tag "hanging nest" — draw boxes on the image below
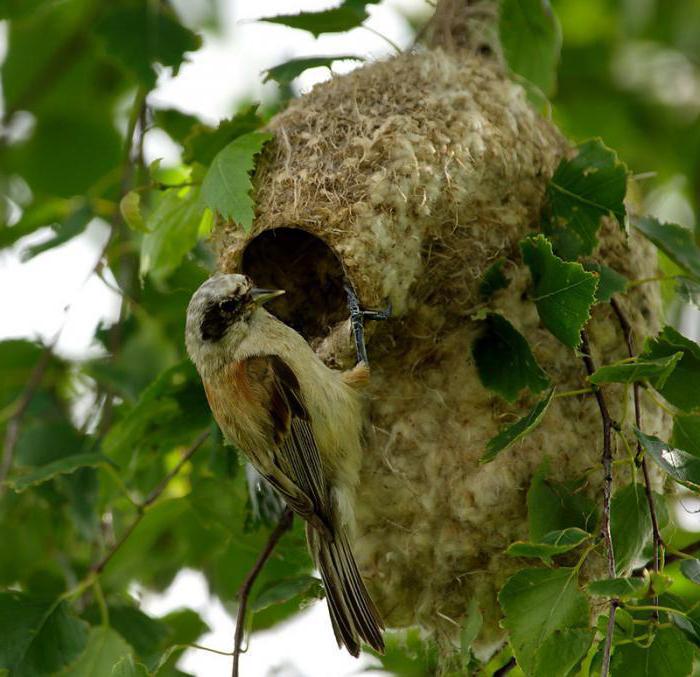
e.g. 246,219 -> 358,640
212,28 -> 669,648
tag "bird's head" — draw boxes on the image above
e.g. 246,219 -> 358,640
185,273 -> 284,371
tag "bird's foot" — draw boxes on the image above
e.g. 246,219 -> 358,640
344,283 -> 392,367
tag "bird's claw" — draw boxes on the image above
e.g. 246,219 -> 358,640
343,283 -> 391,366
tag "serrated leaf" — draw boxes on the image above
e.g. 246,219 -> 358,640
527,467 -> 598,541
611,626 -> 693,677
672,415 -> 700,457
532,628 -> 593,677
68,626 -> 133,677
610,482 -> 653,574
587,577 -> 647,599
183,105 -> 262,166
201,132 -> 272,230
120,192 -> 148,233
543,139 -> 628,260
472,313 -> 550,403
5,453 -> 114,493
0,592 -> 89,675
506,527 -> 590,562
499,0 -> 562,97
252,575 -> 323,612
636,428 -> 700,490
258,0 -> 381,37
140,186 -> 203,282
95,1 -> 202,88
588,352 -> 682,387
521,235 -> 597,347
582,261 -> 628,303
481,387 -> 555,462
263,55 -> 363,87
479,258 -> 510,299
681,559 -> 700,584
499,567 -> 589,675
640,326 -> 700,412
633,215 -> 700,280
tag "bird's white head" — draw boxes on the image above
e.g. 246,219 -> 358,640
185,273 -> 284,376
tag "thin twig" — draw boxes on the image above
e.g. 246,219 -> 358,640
0,346 -> 53,496
92,430 -> 209,574
232,508 -> 294,677
609,298 -> 664,588
579,329 -> 617,677
493,656 -> 516,677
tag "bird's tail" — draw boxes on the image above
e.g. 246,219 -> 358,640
307,524 -> 385,657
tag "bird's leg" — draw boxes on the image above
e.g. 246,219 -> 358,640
344,283 -> 392,366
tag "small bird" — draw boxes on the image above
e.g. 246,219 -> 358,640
185,273 -> 384,656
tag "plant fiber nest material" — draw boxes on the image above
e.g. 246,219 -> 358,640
213,48 -> 669,645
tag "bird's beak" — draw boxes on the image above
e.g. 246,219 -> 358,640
250,288 -> 285,305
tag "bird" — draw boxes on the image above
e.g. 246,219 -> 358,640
185,273 -> 384,657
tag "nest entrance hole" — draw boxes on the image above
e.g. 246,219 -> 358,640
241,227 -> 348,340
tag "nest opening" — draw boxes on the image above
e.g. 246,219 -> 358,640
241,227 -> 348,340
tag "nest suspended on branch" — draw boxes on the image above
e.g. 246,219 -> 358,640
212,31 -> 669,648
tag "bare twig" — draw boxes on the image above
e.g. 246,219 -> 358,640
493,656 -> 516,677
232,508 -> 294,677
92,430 -> 209,574
0,346 -> 53,496
609,298 -> 664,587
579,329 -> 617,677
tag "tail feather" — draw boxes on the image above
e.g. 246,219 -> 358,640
307,525 -> 385,656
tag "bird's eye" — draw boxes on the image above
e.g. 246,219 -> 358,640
220,298 -> 239,313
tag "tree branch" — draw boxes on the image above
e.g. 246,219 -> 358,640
579,329 -> 616,677
92,430 -> 209,575
232,508 -> 294,677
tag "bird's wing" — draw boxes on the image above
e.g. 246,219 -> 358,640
244,355 -> 333,536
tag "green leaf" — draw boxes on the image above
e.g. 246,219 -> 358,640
587,577 -> 648,599
140,187 -> 204,282
527,468 -> 598,541
22,205 -> 92,260
499,567 -> 589,675
258,0 -> 381,37
676,276 -> 700,308
120,192 -> 148,233
611,626 -> 694,677
460,598 -> 483,653
95,1 -> 202,88
636,428 -> 700,490
610,482 -> 653,574
472,313 -> 550,403
0,592 -> 88,675
201,132 -> 272,230
532,628 -> 593,677
479,258 -> 510,299
640,326 -> 700,411
68,626 -> 133,677
582,261 -> 628,303
5,453 -> 114,493
543,139 -> 628,260
506,527 -> 590,562
152,107 -> 202,145
263,56 -> 363,87
588,352 -> 683,387
680,560 -> 700,585
252,575 -> 323,612
183,105 -> 262,166
633,215 -> 700,280
672,415 -> 700,457
480,387 -> 555,462
499,0 -> 562,96
520,235 -> 598,348
112,655 -> 149,677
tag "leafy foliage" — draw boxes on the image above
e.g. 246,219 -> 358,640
264,56 -> 363,87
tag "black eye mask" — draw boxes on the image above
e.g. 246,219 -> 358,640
200,296 -> 244,342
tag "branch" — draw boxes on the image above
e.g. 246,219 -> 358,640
493,656 -> 516,677
92,430 -> 209,574
231,508 -> 294,677
0,346 -> 53,497
609,298 -> 664,580
579,329 -> 617,677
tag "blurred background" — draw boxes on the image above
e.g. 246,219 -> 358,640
1,0 -> 699,675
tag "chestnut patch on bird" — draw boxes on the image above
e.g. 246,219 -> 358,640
241,227 -> 347,340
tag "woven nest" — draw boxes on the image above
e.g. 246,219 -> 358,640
212,47 -> 670,647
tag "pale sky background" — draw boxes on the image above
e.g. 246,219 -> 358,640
1,1 -> 699,675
